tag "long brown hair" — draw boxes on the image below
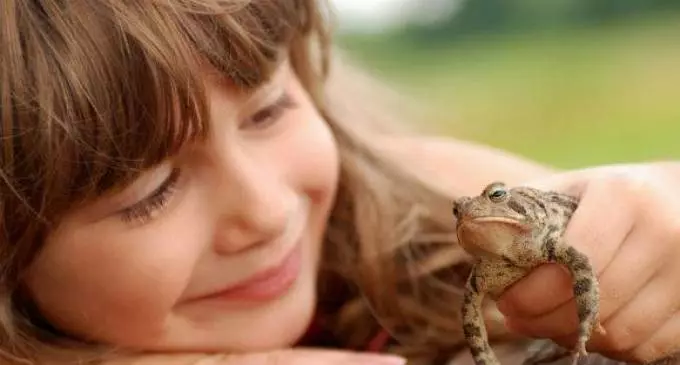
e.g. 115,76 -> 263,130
0,1 -> 513,363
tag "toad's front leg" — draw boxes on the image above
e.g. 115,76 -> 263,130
463,267 -> 500,365
544,237 -> 606,365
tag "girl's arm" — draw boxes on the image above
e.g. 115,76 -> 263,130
379,135 -> 556,196
100,349 -> 406,365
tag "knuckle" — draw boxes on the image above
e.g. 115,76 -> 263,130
601,170 -> 647,196
651,212 -> 680,256
600,170 -> 627,187
204,355 -> 231,365
597,169 -> 662,221
262,351 -> 289,365
197,353 -> 254,365
601,321 -> 644,353
665,220 -> 680,239
632,341 -> 676,364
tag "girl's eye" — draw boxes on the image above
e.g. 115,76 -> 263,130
119,168 -> 181,224
245,91 -> 297,130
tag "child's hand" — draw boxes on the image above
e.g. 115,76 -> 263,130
496,162 -> 680,363
107,349 -> 407,365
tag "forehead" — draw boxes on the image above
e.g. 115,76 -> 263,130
198,60 -> 292,131
205,56 -> 289,89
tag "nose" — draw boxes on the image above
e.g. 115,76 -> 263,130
211,156 -> 292,255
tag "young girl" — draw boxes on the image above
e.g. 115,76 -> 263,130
2,1 -> 680,365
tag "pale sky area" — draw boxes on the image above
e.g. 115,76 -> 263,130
329,0 -> 459,33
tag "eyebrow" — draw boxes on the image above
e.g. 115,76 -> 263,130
240,62 -> 289,106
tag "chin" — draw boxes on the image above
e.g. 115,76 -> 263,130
132,239 -> 320,353
252,245 -> 319,350
133,284 -> 318,353
204,241 -> 319,352
209,265 -> 318,352
269,244 -> 320,348
258,286 -> 317,349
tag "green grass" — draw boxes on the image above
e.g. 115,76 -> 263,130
338,13 -> 680,168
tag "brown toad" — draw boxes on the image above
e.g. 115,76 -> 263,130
452,182 -> 605,365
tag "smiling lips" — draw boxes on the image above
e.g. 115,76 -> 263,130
190,199 -> 309,304
193,241 -> 303,303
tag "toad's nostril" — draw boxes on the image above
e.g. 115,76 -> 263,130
453,199 -> 466,217
453,197 -> 471,218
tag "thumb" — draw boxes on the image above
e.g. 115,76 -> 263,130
524,164 -> 640,198
523,165 -> 636,270
522,169 -> 592,198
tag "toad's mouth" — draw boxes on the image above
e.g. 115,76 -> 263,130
470,216 -> 521,224
470,216 -> 529,228
456,216 -> 531,255
458,216 -> 529,230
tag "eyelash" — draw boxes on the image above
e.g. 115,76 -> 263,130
119,168 -> 181,224
118,93 -> 297,224
245,91 -> 297,129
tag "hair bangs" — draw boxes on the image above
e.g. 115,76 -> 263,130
1,0 -> 306,226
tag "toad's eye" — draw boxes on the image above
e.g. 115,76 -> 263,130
487,187 -> 507,201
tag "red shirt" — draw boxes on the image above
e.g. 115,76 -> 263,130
296,313 -> 392,352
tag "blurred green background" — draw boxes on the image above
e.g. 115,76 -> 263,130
335,0 -> 680,168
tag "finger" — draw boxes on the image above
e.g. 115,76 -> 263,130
525,167 -> 637,270
585,252 -> 672,352
212,349 -> 408,365
591,261 -> 680,355
496,263 -> 574,317
589,276 -> 673,354
525,164 -> 635,198
498,180 -> 633,318
628,312 -> 680,363
501,225 -> 663,339
503,296 -> 580,338
559,177 -> 635,272
522,165 -> 603,197
503,266 -> 659,343
587,224 -> 663,323
545,332 -> 634,363
508,258 -> 679,360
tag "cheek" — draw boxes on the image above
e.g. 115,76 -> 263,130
282,104 -> 340,210
24,207 -> 209,342
295,118 -> 339,203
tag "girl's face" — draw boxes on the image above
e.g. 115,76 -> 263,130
23,62 -> 340,352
